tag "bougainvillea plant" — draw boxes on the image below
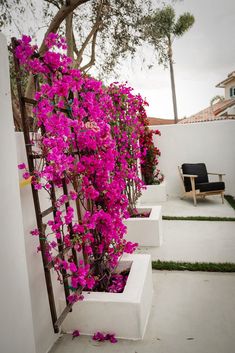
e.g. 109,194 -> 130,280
107,83 -> 146,213
15,33 -> 142,300
138,101 -> 164,185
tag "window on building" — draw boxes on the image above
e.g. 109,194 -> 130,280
229,87 -> 235,97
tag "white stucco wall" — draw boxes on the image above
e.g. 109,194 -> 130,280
0,33 -> 36,353
152,121 -> 235,197
0,33 -> 60,353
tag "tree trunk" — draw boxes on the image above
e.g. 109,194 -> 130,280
168,39 -> 178,124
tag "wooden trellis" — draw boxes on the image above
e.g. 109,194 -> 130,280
12,38 -> 79,333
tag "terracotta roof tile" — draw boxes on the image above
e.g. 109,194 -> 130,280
148,118 -> 175,125
179,99 -> 235,124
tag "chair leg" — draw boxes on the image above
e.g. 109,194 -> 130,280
191,178 -> 197,206
221,192 -> 224,204
193,192 -> 197,206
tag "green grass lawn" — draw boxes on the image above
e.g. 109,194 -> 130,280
225,194 -> 235,211
152,260 -> 235,272
163,215 -> 235,221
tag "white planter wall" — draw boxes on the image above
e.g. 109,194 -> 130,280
152,121 -> 235,197
60,254 -> 153,340
139,181 -> 167,204
124,206 -> 163,247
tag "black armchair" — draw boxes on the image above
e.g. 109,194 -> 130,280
178,163 -> 225,206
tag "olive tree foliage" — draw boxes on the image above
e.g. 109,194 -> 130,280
1,0 -> 180,79
0,0 -> 179,129
1,0 -> 154,77
43,0 -> 154,78
0,0 -> 39,130
0,0 -> 33,30
0,0 -> 150,129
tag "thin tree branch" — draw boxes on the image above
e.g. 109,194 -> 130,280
75,0 -> 104,68
80,29 -> 98,71
72,30 -> 80,58
75,22 -> 100,66
44,0 -> 61,10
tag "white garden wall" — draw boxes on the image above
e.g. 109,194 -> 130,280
0,33 -> 37,353
152,121 -> 235,197
0,33 -> 59,353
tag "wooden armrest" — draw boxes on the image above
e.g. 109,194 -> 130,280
208,172 -> 225,175
182,174 -> 198,178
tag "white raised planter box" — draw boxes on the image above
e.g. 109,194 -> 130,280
124,206 -> 163,247
139,181 -> 167,205
60,254 -> 153,340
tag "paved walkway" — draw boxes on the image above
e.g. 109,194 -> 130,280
137,220 -> 235,262
50,271 -> 235,353
136,196 -> 235,262
156,196 -> 235,218
49,196 -> 235,353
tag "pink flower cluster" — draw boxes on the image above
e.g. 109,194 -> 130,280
15,34 -> 148,298
72,330 -> 117,343
93,332 -> 117,343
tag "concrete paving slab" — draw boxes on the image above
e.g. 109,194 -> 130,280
147,196 -> 235,217
49,271 -> 235,353
136,220 -> 235,262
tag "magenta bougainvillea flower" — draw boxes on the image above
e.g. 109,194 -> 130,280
14,33 -> 151,303
72,330 -> 80,339
92,332 -> 117,343
18,163 -> 26,170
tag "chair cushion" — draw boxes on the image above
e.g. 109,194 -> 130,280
197,182 -> 225,192
182,163 -> 209,191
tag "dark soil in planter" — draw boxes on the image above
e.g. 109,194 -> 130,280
84,268 -> 130,294
130,208 -> 151,218
107,269 -> 130,293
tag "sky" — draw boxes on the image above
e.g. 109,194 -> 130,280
111,0 -> 235,119
3,0 -> 235,119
